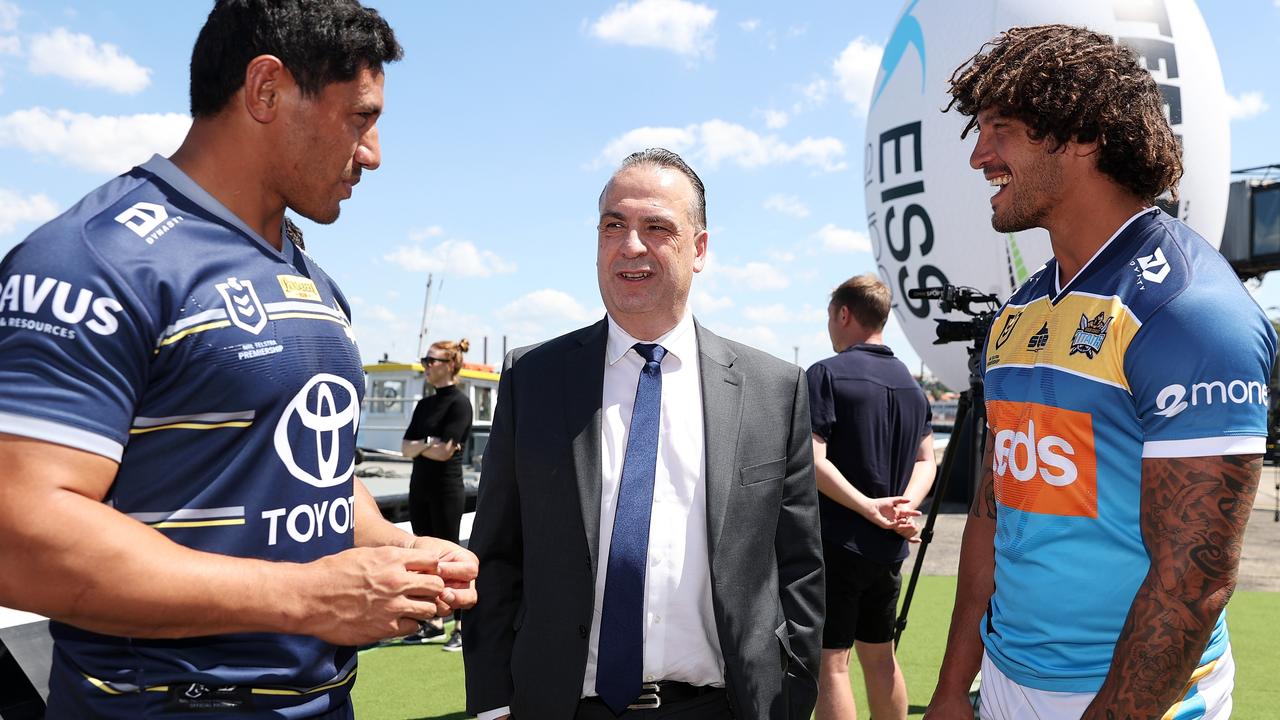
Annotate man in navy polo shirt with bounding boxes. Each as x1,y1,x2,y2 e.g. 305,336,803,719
808,273,935,720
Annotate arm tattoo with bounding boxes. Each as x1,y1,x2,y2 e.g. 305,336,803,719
1083,454,1261,719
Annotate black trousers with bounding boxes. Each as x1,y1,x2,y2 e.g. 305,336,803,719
408,459,464,543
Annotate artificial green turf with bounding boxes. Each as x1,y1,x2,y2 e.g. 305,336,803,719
350,578,1279,719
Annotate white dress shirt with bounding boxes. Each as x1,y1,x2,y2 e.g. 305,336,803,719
582,310,724,696
478,311,723,720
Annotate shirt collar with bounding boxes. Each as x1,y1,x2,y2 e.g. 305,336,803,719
1054,206,1159,295
138,154,294,264
605,308,697,366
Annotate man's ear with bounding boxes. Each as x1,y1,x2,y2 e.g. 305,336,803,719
243,55,288,124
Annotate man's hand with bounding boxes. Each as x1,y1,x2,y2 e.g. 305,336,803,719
411,535,479,616
302,545,459,646
922,690,975,720
860,495,921,530
894,516,922,543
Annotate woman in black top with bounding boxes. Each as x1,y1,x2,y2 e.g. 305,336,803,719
401,338,473,648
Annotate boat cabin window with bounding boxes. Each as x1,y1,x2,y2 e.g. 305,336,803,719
474,386,494,423
370,378,408,415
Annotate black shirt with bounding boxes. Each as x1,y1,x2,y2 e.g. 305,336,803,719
806,344,932,563
403,384,473,471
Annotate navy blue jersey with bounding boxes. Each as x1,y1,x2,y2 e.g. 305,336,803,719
807,344,932,563
0,156,364,718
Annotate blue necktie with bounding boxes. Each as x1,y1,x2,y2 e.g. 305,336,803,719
597,342,666,714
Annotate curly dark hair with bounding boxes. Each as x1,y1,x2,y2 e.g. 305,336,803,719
190,0,403,118
946,24,1181,204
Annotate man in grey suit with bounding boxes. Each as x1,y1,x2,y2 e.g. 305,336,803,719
464,148,824,719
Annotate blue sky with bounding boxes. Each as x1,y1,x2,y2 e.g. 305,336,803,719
1,1,1277,384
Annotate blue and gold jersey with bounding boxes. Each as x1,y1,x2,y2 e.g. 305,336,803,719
980,208,1275,692
0,156,364,718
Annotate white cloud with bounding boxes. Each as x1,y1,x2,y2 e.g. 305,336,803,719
691,289,733,313
0,35,18,55
589,0,716,58
598,120,846,172
497,289,602,342
742,304,790,324
0,1,17,32
813,223,871,253
599,125,698,165
1225,91,1268,120
739,19,760,32
763,194,809,218
0,188,58,235
762,109,788,129
743,303,827,325
28,28,151,94
801,78,829,106
715,323,779,350
410,225,445,241
351,301,496,365
716,260,789,290
833,36,884,115
0,108,190,174
383,238,516,278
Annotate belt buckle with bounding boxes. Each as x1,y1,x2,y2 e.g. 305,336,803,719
627,682,661,710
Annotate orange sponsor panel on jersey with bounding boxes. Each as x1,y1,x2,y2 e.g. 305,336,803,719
987,400,1098,518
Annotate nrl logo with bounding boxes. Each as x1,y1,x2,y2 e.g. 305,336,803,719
216,277,267,335
1069,312,1113,359
994,311,1021,349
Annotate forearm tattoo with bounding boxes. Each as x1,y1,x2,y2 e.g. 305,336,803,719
1084,454,1261,719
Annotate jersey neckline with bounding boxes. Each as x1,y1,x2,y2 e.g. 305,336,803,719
138,154,296,266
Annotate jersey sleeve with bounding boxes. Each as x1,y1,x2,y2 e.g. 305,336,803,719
1125,289,1276,458
0,232,155,461
805,362,835,441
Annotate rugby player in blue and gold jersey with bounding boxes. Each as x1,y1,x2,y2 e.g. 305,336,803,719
0,2,477,717
925,25,1274,720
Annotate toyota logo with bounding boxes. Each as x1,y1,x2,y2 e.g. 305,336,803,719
274,373,360,488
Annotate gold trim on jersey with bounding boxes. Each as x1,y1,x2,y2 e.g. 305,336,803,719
985,293,1141,392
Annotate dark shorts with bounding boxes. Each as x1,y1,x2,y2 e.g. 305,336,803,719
822,542,902,648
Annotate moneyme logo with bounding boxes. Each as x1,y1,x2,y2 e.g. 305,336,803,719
1154,379,1268,418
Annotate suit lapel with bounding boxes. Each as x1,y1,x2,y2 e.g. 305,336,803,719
695,322,743,562
566,319,608,578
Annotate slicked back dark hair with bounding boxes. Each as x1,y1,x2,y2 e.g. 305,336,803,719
614,148,708,232
190,0,403,118
946,24,1182,204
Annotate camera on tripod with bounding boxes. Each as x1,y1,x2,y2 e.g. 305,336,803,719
906,284,1000,345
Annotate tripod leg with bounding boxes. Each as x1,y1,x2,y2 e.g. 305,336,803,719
894,390,972,647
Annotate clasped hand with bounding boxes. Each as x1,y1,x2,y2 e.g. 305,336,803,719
305,539,478,646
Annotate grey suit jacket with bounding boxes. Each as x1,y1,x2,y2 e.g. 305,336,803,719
463,318,824,719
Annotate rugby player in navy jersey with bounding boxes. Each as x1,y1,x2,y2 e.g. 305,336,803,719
0,1,476,717
925,25,1273,720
